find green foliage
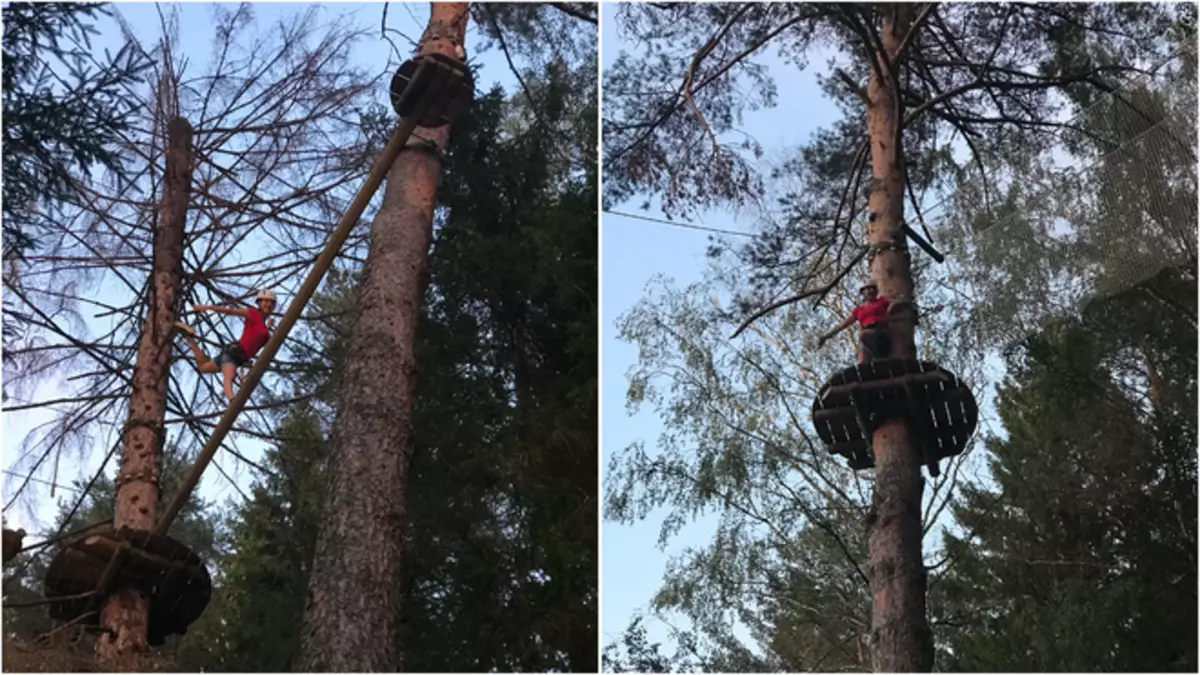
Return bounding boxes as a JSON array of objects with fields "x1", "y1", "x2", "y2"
[
  {"x1": 401, "y1": 52, "x2": 597, "y2": 672},
  {"x1": 1, "y1": 2, "x2": 148, "y2": 258},
  {"x1": 603, "y1": 616, "x2": 699, "y2": 673},
  {"x1": 1, "y1": 1, "x2": 150, "y2": 378},
  {"x1": 175, "y1": 406, "x2": 327, "y2": 671},
  {"x1": 932, "y1": 272, "x2": 1197, "y2": 671},
  {"x1": 943, "y1": 33, "x2": 1197, "y2": 350},
  {"x1": 603, "y1": 3, "x2": 1183, "y2": 219}
]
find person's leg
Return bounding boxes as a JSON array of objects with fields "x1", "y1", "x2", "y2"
[
  {"x1": 176, "y1": 323, "x2": 217, "y2": 371},
  {"x1": 861, "y1": 329, "x2": 887, "y2": 361},
  {"x1": 221, "y1": 363, "x2": 237, "y2": 402}
]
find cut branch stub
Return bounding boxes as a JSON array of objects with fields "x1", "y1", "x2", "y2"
[
  {"x1": 43, "y1": 527, "x2": 211, "y2": 647},
  {"x1": 810, "y1": 358, "x2": 978, "y2": 476},
  {"x1": 389, "y1": 53, "x2": 473, "y2": 127}
]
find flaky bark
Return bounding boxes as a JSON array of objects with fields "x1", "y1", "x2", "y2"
[
  {"x1": 97, "y1": 116, "x2": 193, "y2": 666},
  {"x1": 297, "y1": 3, "x2": 470, "y2": 671},
  {"x1": 863, "y1": 5, "x2": 933, "y2": 672}
]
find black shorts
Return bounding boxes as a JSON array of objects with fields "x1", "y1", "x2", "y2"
[
  {"x1": 859, "y1": 324, "x2": 891, "y2": 360},
  {"x1": 214, "y1": 343, "x2": 248, "y2": 368}
]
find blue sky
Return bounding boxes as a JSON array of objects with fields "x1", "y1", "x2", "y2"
[
  {"x1": 2, "y1": 2, "x2": 523, "y2": 540},
  {"x1": 599, "y1": 1, "x2": 845, "y2": 652}
]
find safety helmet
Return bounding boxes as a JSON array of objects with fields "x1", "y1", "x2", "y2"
[
  {"x1": 256, "y1": 289, "x2": 277, "y2": 303},
  {"x1": 859, "y1": 280, "x2": 878, "y2": 293}
]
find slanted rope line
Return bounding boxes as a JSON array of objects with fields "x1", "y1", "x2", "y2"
[{"x1": 153, "y1": 63, "x2": 447, "y2": 538}]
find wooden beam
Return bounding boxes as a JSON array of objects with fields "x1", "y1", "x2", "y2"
[{"x1": 823, "y1": 370, "x2": 950, "y2": 398}]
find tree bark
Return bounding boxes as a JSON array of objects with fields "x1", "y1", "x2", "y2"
[
  {"x1": 97, "y1": 116, "x2": 193, "y2": 666},
  {"x1": 863, "y1": 4, "x2": 934, "y2": 672},
  {"x1": 297, "y1": 3, "x2": 469, "y2": 671}
]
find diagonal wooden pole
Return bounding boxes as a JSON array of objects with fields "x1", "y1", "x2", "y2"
[{"x1": 154, "y1": 68, "x2": 445, "y2": 538}]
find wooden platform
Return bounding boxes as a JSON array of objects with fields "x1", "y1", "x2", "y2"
[
  {"x1": 390, "y1": 52, "x2": 473, "y2": 127},
  {"x1": 811, "y1": 358, "x2": 978, "y2": 476},
  {"x1": 43, "y1": 527, "x2": 211, "y2": 646}
]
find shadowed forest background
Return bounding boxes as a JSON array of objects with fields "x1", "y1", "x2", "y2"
[
  {"x1": 600, "y1": 2, "x2": 1197, "y2": 672},
  {"x1": 2, "y1": 2, "x2": 597, "y2": 671}
]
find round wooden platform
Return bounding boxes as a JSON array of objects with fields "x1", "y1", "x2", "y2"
[
  {"x1": 810, "y1": 358, "x2": 978, "y2": 475},
  {"x1": 390, "y1": 52, "x2": 474, "y2": 127},
  {"x1": 43, "y1": 527, "x2": 211, "y2": 646}
]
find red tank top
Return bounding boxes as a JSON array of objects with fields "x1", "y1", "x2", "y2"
[
  {"x1": 238, "y1": 307, "x2": 270, "y2": 357},
  {"x1": 851, "y1": 298, "x2": 889, "y2": 328}
]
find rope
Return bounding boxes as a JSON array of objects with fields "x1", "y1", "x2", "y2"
[{"x1": 152, "y1": 59, "x2": 449, "y2": 537}]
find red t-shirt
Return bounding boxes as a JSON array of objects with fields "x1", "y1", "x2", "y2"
[
  {"x1": 851, "y1": 298, "x2": 889, "y2": 328},
  {"x1": 237, "y1": 307, "x2": 270, "y2": 357}
]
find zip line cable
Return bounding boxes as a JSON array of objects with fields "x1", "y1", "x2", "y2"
[
  {"x1": 604, "y1": 209, "x2": 757, "y2": 238},
  {"x1": 1, "y1": 469, "x2": 81, "y2": 494}
]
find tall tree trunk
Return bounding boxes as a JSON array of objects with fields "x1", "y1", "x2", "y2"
[
  {"x1": 297, "y1": 3, "x2": 469, "y2": 671},
  {"x1": 97, "y1": 116, "x2": 193, "y2": 665},
  {"x1": 863, "y1": 5, "x2": 933, "y2": 672}
]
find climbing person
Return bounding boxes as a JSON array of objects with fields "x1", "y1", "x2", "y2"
[
  {"x1": 816, "y1": 279, "x2": 892, "y2": 363},
  {"x1": 175, "y1": 290, "x2": 277, "y2": 403}
]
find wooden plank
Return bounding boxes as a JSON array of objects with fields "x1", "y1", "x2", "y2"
[
  {"x1": 823, "y1": 371, "x2": 950, "y2": 398},
  {"x1": 849, "y1": 451, "x2": 874, "y2": 470},
  {"x1": 75, "y1": 532, "x2": 204, "y2": 583},
  {"x1": 848, "y1": 391, "x2": 874, "y2": 449},
  {"x1": 813, "y1": 407, "x2": 860, "y2": 423},
  {"x1": 827, "y1": 440, "x2": 868, "y2": 458}
]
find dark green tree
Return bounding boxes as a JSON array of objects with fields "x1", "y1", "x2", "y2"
[
  {"x1": 401, "y1": 52, "x2": 597, "y2": 670},
  {"x1": 174, "y1": 405, "x2": 328, "y2": 672},
  {"x1": 1, "y1": 2, "x2": 148, "y2": 261},
  {"x1": 933, "y1": 271, "x2": 1197, "y2": 671}
]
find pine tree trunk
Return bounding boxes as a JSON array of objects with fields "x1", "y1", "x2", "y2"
[
  {"x1": 297, "y1": 3, "x2": 469, "y2": 671},
  {"x1": 863, "y1": 5, "x2": 934, "y2": 672},
  {"x1": 97, "y1": 116, "x2": 193, "y2": 666}
]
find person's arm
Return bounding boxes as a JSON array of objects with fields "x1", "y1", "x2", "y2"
[
  {"x1": 817, "y1": 314, "x2": 856, "y2": 347},
  {"x1": 194, "y1": 303, "x2": 250, "y2": 318}
]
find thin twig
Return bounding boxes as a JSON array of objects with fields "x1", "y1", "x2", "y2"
[
  {"x1": 6, "y1": 589, "x2": 99, "y2": 609},
  {"x1": 15, "y1": 519, "x2": 114, "y2": 557},
  {"x1": 731, "y1": 247, "x2": 868, "y2": 339},
  {"x1": 549, "y1": 2, "x2": 597, "y2": 24}
]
